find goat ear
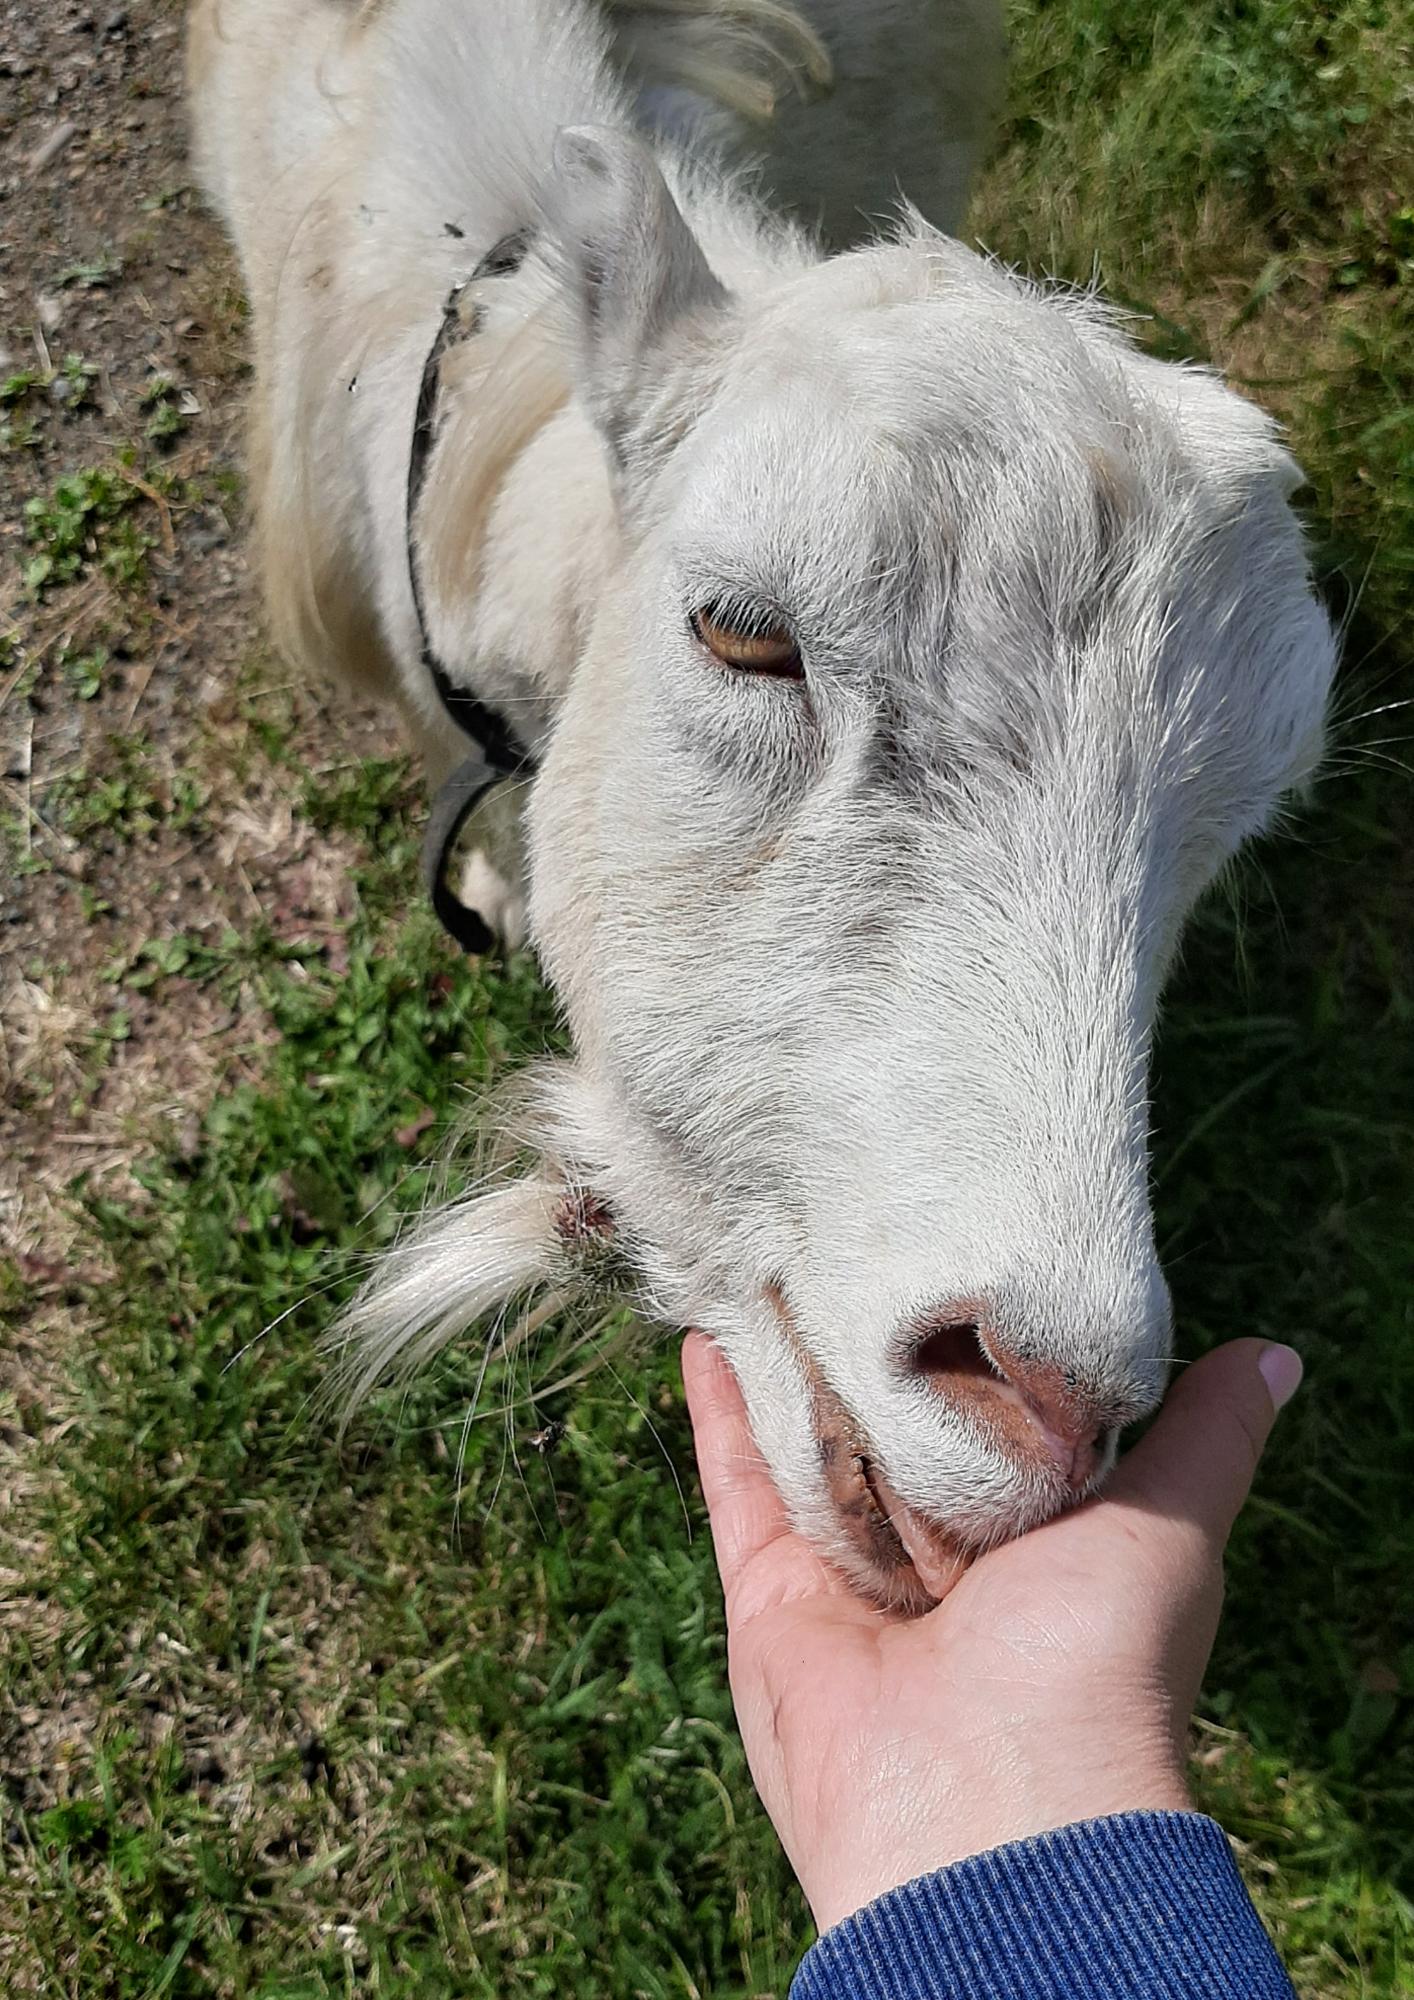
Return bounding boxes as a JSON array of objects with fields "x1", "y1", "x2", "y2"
[
  {"x1": 1128, "y1": 352, "x2": 1308, "y2": 501},
  {"x1": 550, "y1": 125, "x2": 727, "y2": 449}
]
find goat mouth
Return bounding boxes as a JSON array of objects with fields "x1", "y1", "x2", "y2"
[{"x1": 763, "y1": 1283, "x2": 968, "y2": 1611}]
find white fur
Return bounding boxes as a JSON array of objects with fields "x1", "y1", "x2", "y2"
[
  {"x1": 327, "y1": 1178, "x2": 565, "y2": 1407},
  {"x1": 189, "y1": 0, "x2": 1338, "y2": 1600}
]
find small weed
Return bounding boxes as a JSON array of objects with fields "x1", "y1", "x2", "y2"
[
  {"x1": 0, "y1": 355, "x2": 96, "y2": 445},
  {"x1": 62, "y1": 1006, "x2": 133, "y2": 1115},
  {"x1": 141, "y1": 374, "x2": 188, "y2": 447},
  {"x1": 170, "y1": 772, "x2": 206, "y2": 823},
  {"x1": 50, "y1": 763, "x2": 161, "y2": 844},
  {"x1": 61, "y1": 645, "x2": 108, "y2": 701},
  {"x1": 53, "y1": 252, "x2": 123, "y2": 291},
  {"x1": 55, "y1": 351, "x2": 99, "y2": 413},
  {"x1": 139, "y1": 182, "x2": 192, "y2": 213},
  {"x1": 208, "y1": 462, "x2": 245, "y2": 508},
  {"x1": 2, "y1": 407, "x2": 42, "y2": 453},
  {"x1": 45, "y1": 741, "x2": 205, "y2": 848},
  {"x1": 107, "y1": 931, "x2": 237, "y2": 994},
  {"x1": 0, "y1": 809, "x2": 48, "y2": 878},
  {"x1": 23, "y1": 466, "x2": 147, "y2": 597},
  {"x1": 303, "y1": 757, "x2": 420, "y2": 857}
]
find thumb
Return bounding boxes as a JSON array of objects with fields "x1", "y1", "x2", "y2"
[
  {"x1": 1107, "y1": 1338, "x2": 1301, "y2": 1548},
  {"x1": 682, "y1": 1332, "x2": 859, "y2": 1622}
]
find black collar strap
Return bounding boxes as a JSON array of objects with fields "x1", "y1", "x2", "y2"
[{"x1": 406, "y1": 226, "x2": 539, "y2": 953}]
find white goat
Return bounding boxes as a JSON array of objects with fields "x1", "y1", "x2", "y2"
[{"x1": 188, "y1": 0, "x2": 1337, "y2": 1608}]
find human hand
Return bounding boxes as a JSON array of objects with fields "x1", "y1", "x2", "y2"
[{"x1": 682, "y1": 1331, "x2": 1301, "y2": 1934}]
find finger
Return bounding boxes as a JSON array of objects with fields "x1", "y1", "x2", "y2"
[
  {"x1": 682, "y1": 1331, "x2": 796, "y2": 1590},
  {"x1": 1107, "y1": 1338, "x2": 1301, "y2": 1548}
]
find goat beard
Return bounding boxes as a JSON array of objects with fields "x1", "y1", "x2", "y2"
[
  {"x1": 324, "y1": 1160, "x2": 978, "y2": 1614},
  {"x1": 322, "y1": 1156, "x2": 637, "y2": 1418}
]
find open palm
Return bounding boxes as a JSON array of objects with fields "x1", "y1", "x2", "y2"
[{"x1": 682, "y1": 1331, "x2": 1298, "y2": 1932}]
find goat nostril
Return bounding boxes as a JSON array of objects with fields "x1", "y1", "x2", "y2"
[
  {"x1": 905, "y1": 1308, "x2": 1106, "y2": 1490},
  {"x1": 907, "y1": 1316, "x2": 997, "y2": 1390}
]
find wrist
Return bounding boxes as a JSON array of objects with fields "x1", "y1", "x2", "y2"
[{"x1": 806, "y1": 1759, "x2": 1193, "y2": 1934}]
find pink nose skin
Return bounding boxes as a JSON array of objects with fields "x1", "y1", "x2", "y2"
[{"x1": 905, "y1": 1310, "x2": 1108, "y2": 1491}]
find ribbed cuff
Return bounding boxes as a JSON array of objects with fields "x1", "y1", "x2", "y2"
[{"x1": 789, "y1": 1811, "x2": 1295, "y2": 2000}]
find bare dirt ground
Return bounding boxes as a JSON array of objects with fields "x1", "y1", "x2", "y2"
[{"x1": 1, "y1": 0, "x2": 387, "y2": 1298}]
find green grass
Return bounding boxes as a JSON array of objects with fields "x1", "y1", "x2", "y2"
[
  {"x1": 971, "y1": 0, "x2": 1414, "y2": 635},
  {"x1": 1, "y1": 356, "x2": 96, "y2": 452},
  {"x1": 23, "y1": 464, "x2": 157, "y2": 598},
  {"x1": 4, "y1": 1, "x2": 1413, "y2": 1993}
]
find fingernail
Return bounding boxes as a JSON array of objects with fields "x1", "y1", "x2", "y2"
[{"x1": 1258, "y1": 1343, "x2": 1303, "y2": 1412}]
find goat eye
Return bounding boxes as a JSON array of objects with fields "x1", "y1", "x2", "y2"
[{"x1": 690, "y1": 602, "x2": 804, "y2": 680}]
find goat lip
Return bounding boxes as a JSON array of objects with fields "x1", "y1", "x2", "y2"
[
  {"x1": 762, "y1": 1279, "x2": 967, "y2": 1608},
  {"x1": 1009, "y1": 1390, "x2": 1108, "y2": 1491},
  {"x1": 809, "y1": 1402, "x2": 921, "y2": 1595},
  {"x1": 861, "y1": 1462, "x2": 969, "y2": 1603},
  {"x1": 1025, "y1": 1409, "x2": 1103, "y2": 1490},
  {"x1": 943, "y1": 1366, "x2": 1104, "y2": 1492}
]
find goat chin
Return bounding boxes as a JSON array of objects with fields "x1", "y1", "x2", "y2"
[{"x1": 327, "y1": 1176, "x2": 570, "y2": 1414}]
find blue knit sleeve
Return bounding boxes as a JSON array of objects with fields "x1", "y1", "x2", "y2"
[{"x1": 788, "y1": 1810, "x2": 1295, "y2": 2000}]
